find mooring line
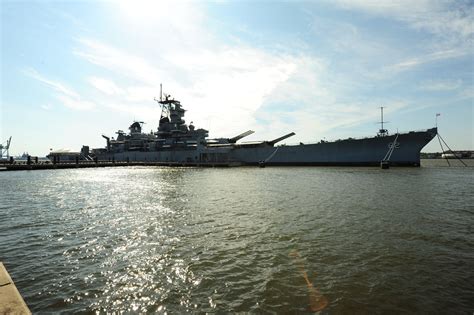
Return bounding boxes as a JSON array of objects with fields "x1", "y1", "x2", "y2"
[
  {"x1": 264, "y1": 147, "x2": 279, "y2": 163},
  {"x1": 437, "y1": 134, "x2": 451, "y2": 166},
  {"x1": 438, "y1": 133, "x2": 468, "y2": 167}
]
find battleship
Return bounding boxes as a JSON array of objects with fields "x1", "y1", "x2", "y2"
[{"x1": 79, "y1": 88, "x2": 437, "y2": 167}]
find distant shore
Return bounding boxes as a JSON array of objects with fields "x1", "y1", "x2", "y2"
[{"x1": 420, "y1": 152, "x2": 473, "y2": 159}]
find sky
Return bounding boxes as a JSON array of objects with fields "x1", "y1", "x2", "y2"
[{"x1": 1, "y1": 0, "x2": 473, "y2": 156}]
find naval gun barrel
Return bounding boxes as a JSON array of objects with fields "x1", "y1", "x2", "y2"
[
  {"x1": 228, "y1": 130, "x2": 255, "y2": 143},
  {"x1": 267, "y1": 132, "x2": 296, "y2": 145},
  {"x1": 102, "y1": 135, "x2": 110, "y2": 151}
]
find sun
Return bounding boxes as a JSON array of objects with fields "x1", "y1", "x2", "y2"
[{"x1": 117, "y1": 0, "x2": 168, "y2": 22}]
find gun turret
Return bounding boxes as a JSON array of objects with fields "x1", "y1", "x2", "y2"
[
  {"x1": 228, "y1": 130, "x2": 255, "y2": 143},
  {"x1": 267, "y1": 132, "x2": 296, "y2": 145},
  {"x1": 102, "y1": 135, "x2": 110, "y2": 151}
]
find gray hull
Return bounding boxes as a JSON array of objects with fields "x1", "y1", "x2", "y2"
[
  {"x1": 97, "y1": 128, "x2": 437, "y2": 167},
  {"x1": 233, "y1": 128, "x2": 438, "y2": 166}
]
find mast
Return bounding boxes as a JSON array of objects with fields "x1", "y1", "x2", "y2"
[
  {"x1": 381, "y1": 106, "x2": 384, "y2": 131},
  {"x1": 378, "y1": 106, "x2": 388, "y2": 136},
  {"x1": 155, "y1": 83, "x2": 168, "y2": 132}
]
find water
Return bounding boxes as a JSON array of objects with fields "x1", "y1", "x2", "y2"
[{"x1": 1, "y1": 161, "x2": 473, "y2": 313}]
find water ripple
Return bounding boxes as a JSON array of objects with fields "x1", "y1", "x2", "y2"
[{"x1": 1, "y1": 165, "x2": 473, "y2": 313}]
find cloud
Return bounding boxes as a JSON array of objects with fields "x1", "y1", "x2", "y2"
[
  {"x1": 88, "y1": 77, "x2": 122, "y2": 95},
  {"x1": 330, "y1": 0, "x2": 473, "y2": 73},
  {"x1": 23, "y1": 68, "x2": 79, "y2": 98},
  {"x1": 41, "y1": 104, "x2": 53, "y2": 111},
  {"x1": 116, "y1": 0, "x2": 205, "y2": 32},
  {"x1": 72, "y1": 34, "x2": 417, "y2": 142},
  {"x1": 418, "y1": 79, "x2": 463, "y2": 91},
  {"x1": 74, "y1": 38, "x2": 163, "y2": 85},
  {"x1": 387, "y1": 49, "x2": 469, "y2": 72},
  {"x1": 56, "y1": 94, "x2": 95, "y2": 111},
  {"x1": 70, "y1": 2, "x2": 348, "y2": 139},
  {"x1": 124, "y1": 86, "x2": 158, "y2": 103},
  {"x1": 24, "y1": 68, "x2": 96, "y2": 111},
  {"x1": 101, "y1": 102, "x2": 158, "y2": 121},
  {"x1": 69, "y1": 1, "x2": 459, "y2": 142},
  {"x1": 331, "y1": 0, "x2": 473, "y2": 40},
  {"x1": 74, "y1": 36, "x2": 329, "y2": 137}
]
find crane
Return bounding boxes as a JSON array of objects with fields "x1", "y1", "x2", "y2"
[{"x1": 0, "y1": 136, "x2": 12, "y2": 159}]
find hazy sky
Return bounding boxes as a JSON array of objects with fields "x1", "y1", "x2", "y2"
[{"x1": 1, "y1": 0, "x2": 473, "y2": 155}]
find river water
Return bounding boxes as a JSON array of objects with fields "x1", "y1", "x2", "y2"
[{"x1": 1, "y1": 160, "x2": 473, "y2": 313}]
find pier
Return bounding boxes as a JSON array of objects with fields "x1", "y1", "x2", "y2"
[{"x1": 0, "y1": 262, "x2": 31, "y2": 314}]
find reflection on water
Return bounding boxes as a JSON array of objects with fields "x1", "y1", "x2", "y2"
[
  {"x1": 0, "y1": 163, "x2": 473, "y2": 313},
  {"x1": 289, "y1": 250, "x2": 328, "y2": 312}
]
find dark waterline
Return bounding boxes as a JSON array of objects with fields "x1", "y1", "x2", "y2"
[{"x1": 1, "y1": 160, "x2": 473, "y2": 313}]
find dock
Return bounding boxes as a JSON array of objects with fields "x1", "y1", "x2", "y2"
[
  {"x1": 0, "y1": 161, "x2": 242, "y2": 171},
  {"x1": 0, "y1": 262, "x2": 31, "y2": 314}
]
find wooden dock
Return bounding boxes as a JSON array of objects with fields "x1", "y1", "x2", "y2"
[{"x1": 0, "y1": 262, "x2": 31, "y2": 314}]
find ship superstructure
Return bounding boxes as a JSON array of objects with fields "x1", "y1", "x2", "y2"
[{"x1": 98, "y1": 93, "x2": 209, "y2": 155}]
